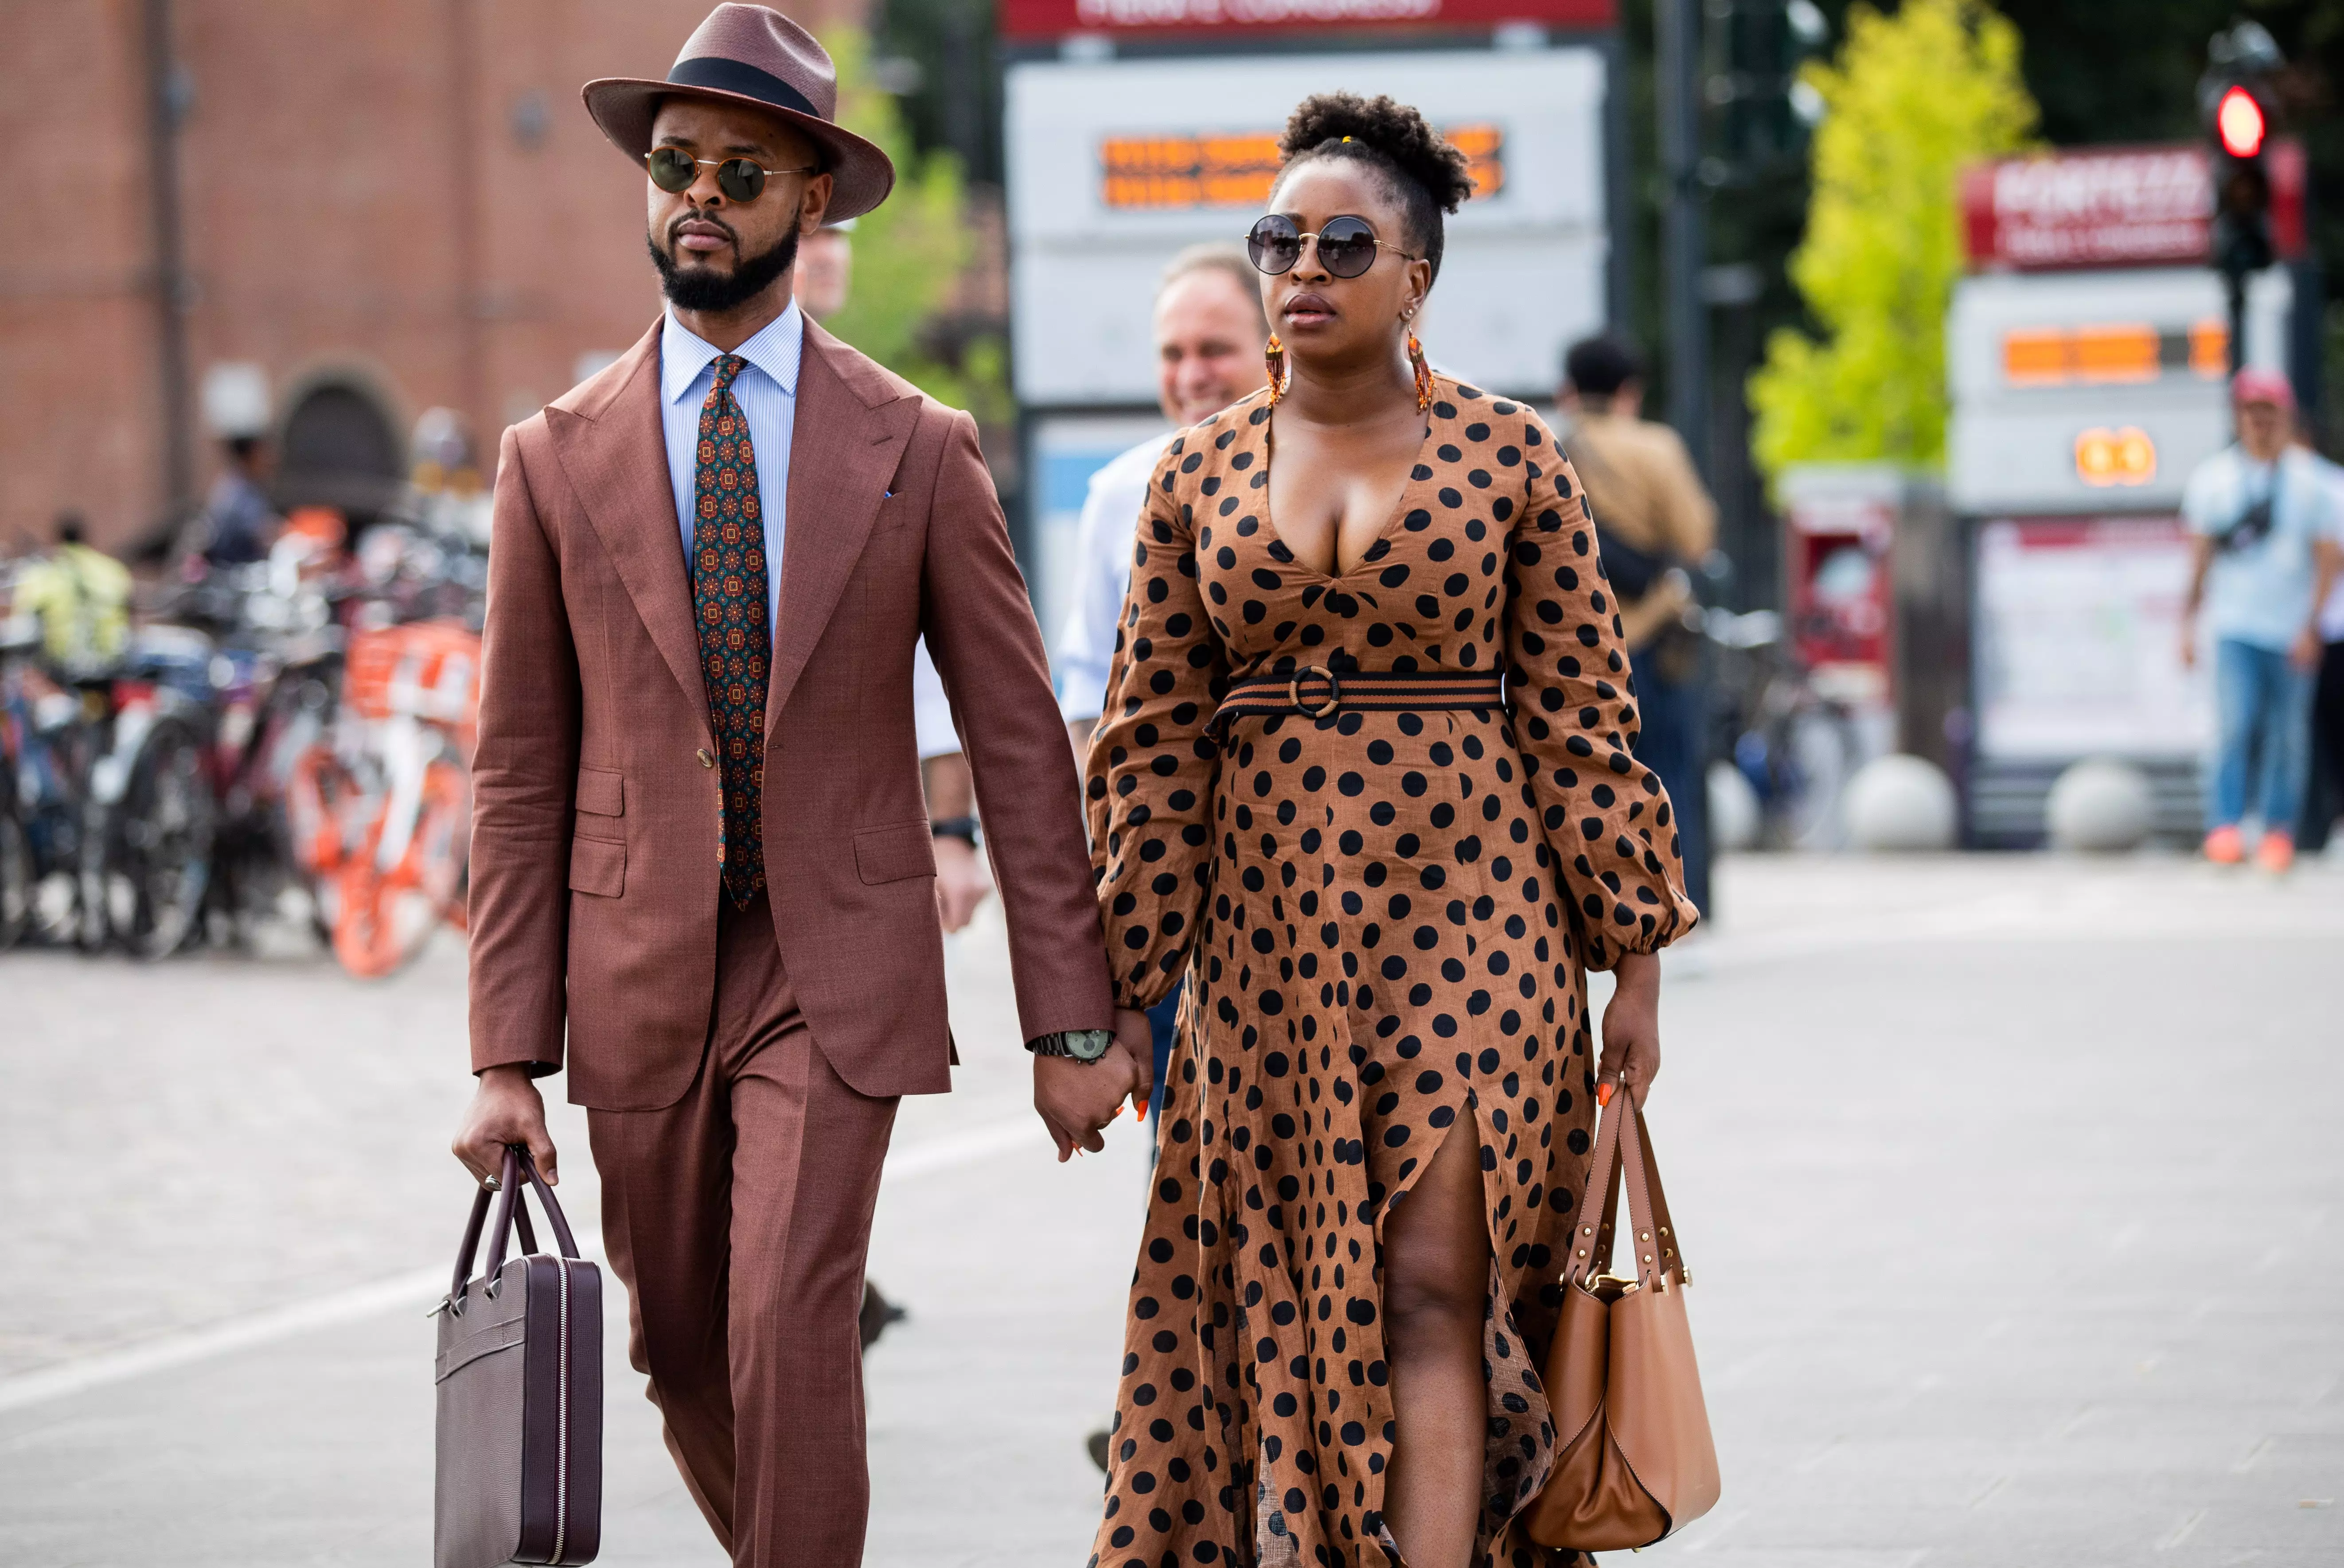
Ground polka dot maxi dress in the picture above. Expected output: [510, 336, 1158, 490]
[1084, 374, 1699, 1568]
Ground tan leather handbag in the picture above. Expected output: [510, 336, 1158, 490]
[1525, 1101, 1720, 1551]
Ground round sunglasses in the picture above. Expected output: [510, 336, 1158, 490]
[1246, 214, 1420, 280]
[645, 146, 819, 204]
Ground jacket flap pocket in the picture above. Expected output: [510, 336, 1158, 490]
[854, 819, 937, 885]
[576, 767, 623, 817]
[569, 834, 625, 898]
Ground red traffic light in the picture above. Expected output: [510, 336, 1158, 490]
[2217, 85, 2267, 158]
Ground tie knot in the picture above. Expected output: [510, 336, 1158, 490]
[712, 353, 747, 392]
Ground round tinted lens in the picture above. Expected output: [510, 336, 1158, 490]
[1316, 217, 1379, 278]
[716, 159, 767, 202]
[647, 148, 697, 193]
[1248, 217, 1303, 275]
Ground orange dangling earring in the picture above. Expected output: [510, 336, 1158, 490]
[1264, 332, 1290, 407]
[1405, 316, 1432, 414]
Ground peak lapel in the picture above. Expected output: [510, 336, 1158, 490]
[765, 327, 918, 737]
[549, 320, 711, 738]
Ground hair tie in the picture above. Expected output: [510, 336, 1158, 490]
[1342, 136, 1352, 143]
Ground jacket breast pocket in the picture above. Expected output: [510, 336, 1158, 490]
[569, 835, 625, 898]
[854, 819, 936, 885]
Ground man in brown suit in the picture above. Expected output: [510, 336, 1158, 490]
[450, 9, 1148, 1563]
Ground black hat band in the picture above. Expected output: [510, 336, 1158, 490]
[666, 55, 820, 121]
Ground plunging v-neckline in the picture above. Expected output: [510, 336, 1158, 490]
[1259, 401, 1439, 584]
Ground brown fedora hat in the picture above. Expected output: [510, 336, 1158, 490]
[583, 4, 895, 223]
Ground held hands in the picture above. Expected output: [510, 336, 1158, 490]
[452, 1064, 559, 1188]
[1595, 951, 1662, 1112]
[1033, 1008, 1154, 1162]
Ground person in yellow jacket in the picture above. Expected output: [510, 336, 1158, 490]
[15, 515, 131, 673]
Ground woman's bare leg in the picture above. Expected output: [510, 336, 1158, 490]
[1380, 1121, 1491, 1568]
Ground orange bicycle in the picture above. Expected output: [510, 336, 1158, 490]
[288, 619, 478, 978]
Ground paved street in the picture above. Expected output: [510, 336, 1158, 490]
[1, 852, 2340, 1567]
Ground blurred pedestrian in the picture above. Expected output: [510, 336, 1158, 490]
[2291, 420, 2344, 853]
[1080, 96, 1695, 1568]
[16, 514, 130, 672]
[2180, 370, 2342, 872]
[450, 10, 1135, 1565]
[200, 435, 279, 567]
[1557, 334, 1716, 914]
[1056, 244, 1270, 752]
[794, 218, 854, 319]
[913, 642, 994, 930]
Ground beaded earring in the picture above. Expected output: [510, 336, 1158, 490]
[1264, 332, 1290, 407]
[1406, 324, 1432, 414]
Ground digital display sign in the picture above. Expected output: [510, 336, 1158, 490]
[2000, 320, 2227, 389]
[1100, 124, 1505, 211]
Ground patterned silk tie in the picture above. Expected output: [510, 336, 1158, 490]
[690, 353, 769, 909]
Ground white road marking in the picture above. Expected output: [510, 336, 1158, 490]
[0, 1113, 1049, 1415]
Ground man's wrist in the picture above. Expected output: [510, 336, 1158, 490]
[1029, 1027, 1115, 1062]
[930, 814, 979, 847]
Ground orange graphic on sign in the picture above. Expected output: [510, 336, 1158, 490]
[1100, 124, 1506, 210]
[2074, 426, 2157, 487]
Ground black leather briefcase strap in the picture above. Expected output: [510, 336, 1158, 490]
[1207, 665, 1505, 745]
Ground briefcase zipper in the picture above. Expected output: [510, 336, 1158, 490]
[551, 1256, 570, 1563]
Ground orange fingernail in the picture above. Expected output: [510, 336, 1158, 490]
[1597, 1083, 1614, 1107]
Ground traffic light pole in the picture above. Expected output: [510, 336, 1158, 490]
[1658, 0, 1709, 477]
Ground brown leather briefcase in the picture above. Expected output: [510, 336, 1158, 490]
[433, 1146, 602, 1568]
[1524, 1100, 1720, 1551]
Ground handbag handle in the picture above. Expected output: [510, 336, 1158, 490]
[445, 1145, 582, 1312]
[1561, 1101, 1690, 1293]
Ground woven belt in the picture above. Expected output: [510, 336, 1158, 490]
[1207, 665, 1505, 745]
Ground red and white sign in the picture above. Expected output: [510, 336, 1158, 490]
[1001, 0, 1613, 40]
[1960, 141, 2305, 272]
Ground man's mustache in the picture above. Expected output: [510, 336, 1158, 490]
[665, 209, 739, 251]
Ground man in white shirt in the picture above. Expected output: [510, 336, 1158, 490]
[2180, 370, 2343, 872]
[1055, 245, 1271, 750]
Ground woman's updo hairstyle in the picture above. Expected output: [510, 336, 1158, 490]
[1272, 92, 1474, 284]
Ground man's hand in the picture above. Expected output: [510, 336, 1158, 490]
[1033, 1009, 1153, 1162]
[2293, 624, 2324, 673]
[1596, 952, 1662, 1110]
[933, 835, 993, 933]
[453, 1064, 558, 1187]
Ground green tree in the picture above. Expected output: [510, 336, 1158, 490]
[1748, 0, 2039, 480]
[819, 26, 1012, 423]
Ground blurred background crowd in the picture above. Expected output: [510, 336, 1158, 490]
[6, 0, 2344, 977]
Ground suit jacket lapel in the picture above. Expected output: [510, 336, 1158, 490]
[766, 322, 919, 737]
[548, 319, 712, 738]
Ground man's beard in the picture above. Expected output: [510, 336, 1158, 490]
[647, 221, 800, 314]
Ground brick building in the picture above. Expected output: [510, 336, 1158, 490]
[1, 0, 868, 556]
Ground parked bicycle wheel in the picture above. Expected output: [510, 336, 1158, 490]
[0, 809, 29, 949]
[98, 717, 217, 960]
[332, 752, 469, 978]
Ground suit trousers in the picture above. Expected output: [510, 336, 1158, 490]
[587, 890, 901, 1567]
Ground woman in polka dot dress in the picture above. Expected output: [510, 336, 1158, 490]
[1081, 94, 1699, 1568]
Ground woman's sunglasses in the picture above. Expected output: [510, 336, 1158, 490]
[1246, 214, 1420, 280]
[645, 146, 819, 204]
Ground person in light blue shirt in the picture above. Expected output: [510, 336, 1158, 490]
[1055, 246, 1269, 752]
[2180, 370, 2344, 869]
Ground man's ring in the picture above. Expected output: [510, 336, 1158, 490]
[483, 1176, 502, 1191]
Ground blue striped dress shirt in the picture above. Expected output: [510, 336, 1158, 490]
[659, 302, 802, 637]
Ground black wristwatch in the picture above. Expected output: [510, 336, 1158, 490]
[930, 814, 979, 847]
[1027, 1028, 1115, 1062]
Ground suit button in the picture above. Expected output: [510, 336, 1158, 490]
[697, 747, 714, 768]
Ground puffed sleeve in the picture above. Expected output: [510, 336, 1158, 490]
[1504, 416, 1700, 968]
[1084, 441, 1229, 1008]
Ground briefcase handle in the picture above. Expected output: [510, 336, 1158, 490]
[447, 1144, 583, 1314]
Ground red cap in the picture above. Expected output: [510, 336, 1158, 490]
[2232, 369, 2297, 410]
